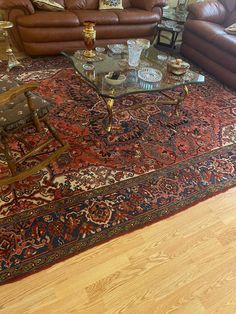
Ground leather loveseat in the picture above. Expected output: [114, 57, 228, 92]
[0, 0, 166, 56]
[181, 0, 236, 89]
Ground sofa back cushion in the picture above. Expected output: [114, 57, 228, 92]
[65, 0, 99, 9]
[65, 0, 130, 9]
[221, 0, 236, 12]
[123, 0, 131, 8]
[225, 9, 236, 26]
[188, 1, 227, 24]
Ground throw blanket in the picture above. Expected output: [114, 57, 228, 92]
[225, 23, 236, 35]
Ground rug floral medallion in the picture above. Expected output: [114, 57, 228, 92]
[0, 57, 236, 284]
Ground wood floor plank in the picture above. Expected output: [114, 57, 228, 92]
[1, 188, 236, 314]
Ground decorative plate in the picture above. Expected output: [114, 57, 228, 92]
[107, 44, 127, 54]
[138, 67, 162, 83]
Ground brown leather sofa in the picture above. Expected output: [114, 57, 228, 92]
[181, 0, 236, 89]
[0, 0, 166, 56]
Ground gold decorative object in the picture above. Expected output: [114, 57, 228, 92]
[0, 21, 23, 71]
[167, 58, 190, 75]
[82, 21, 96, 58]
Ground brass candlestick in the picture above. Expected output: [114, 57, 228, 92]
[82, 21, 96, 58]
[0, 21, 23, 71]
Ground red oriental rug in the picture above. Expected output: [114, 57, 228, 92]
[0, 56, 236, 284]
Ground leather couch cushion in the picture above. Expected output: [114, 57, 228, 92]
[130, 0, 165, 11]
[95, 23, 155, 38]
[65, 0, 98, 9]
[73, 9, 119, 24]
[115, 8, 160, 24]
[0, 0, 35, 14]
[222, 0, 236, 12]
[123, 0, 131, 8]
[181, 43, 236, 90]
[65, 0, 130, 9]
[18, 26, 83, 42]
[182, 30, 236, 73]
[184, 19, 236, 55]
[17, 11, 80, 27]
[225, 10, 236, 27]
[188, 0, 226, 24]
[184, 19, 225, 39]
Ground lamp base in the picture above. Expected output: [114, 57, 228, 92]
[7, 49, 24, 71]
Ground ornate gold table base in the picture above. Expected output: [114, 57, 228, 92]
[101, 85, 189, 133]
[72, 58, 189, 133]
[0, 21, 23, 71]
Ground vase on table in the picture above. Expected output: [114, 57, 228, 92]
[127, 39, 144, 67]
[82, 21, 96, 58]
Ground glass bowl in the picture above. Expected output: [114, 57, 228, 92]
[82, 63, 94, 71]
[95, 47, 106, 53]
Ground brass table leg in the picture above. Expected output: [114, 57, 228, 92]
[175, 85, 189, 116]
[75, 68, 190, 133]
[101, 85, 189, 133]
[105, 97, 114, 133]
[159, 84, 189, 116]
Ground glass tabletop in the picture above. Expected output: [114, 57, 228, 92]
[157, 20, 183, 32]
[163, 7, 188, 24]
[62, 47, 204, 100]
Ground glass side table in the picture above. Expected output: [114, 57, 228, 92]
[163, 7, 188, 24]
[0, 21, 23, 71]
[154, 7, 188, 49]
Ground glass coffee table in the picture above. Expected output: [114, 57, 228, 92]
[62, 47, 204, 132]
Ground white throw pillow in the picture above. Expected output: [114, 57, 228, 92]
[225, 23, 236, 35]
[99, 0, 123, 10]
[31, 0, 65, 11]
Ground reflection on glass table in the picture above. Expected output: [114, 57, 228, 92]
[62, 46, 204, 132]
[163, 7, 188, 24]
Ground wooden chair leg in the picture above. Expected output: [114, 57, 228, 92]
[26, 92, 41, 132]
[1, 138, 19, 205]
[0, 83, 69, 207]
[43, 119, 65, 147]
[2, 136, 17, 176]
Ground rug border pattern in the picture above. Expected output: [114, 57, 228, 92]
[1, 143, 236, 284]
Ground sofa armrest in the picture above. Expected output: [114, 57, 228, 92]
[187, 0, 226, 24]
[0, 0, 35, 14]
[131, 0, 167, 11]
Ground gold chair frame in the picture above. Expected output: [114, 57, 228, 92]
[0, 82, 69, 189]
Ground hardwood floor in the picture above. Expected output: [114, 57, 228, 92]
[0, 187, 236, 314]
[1, 42, 236, 314]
